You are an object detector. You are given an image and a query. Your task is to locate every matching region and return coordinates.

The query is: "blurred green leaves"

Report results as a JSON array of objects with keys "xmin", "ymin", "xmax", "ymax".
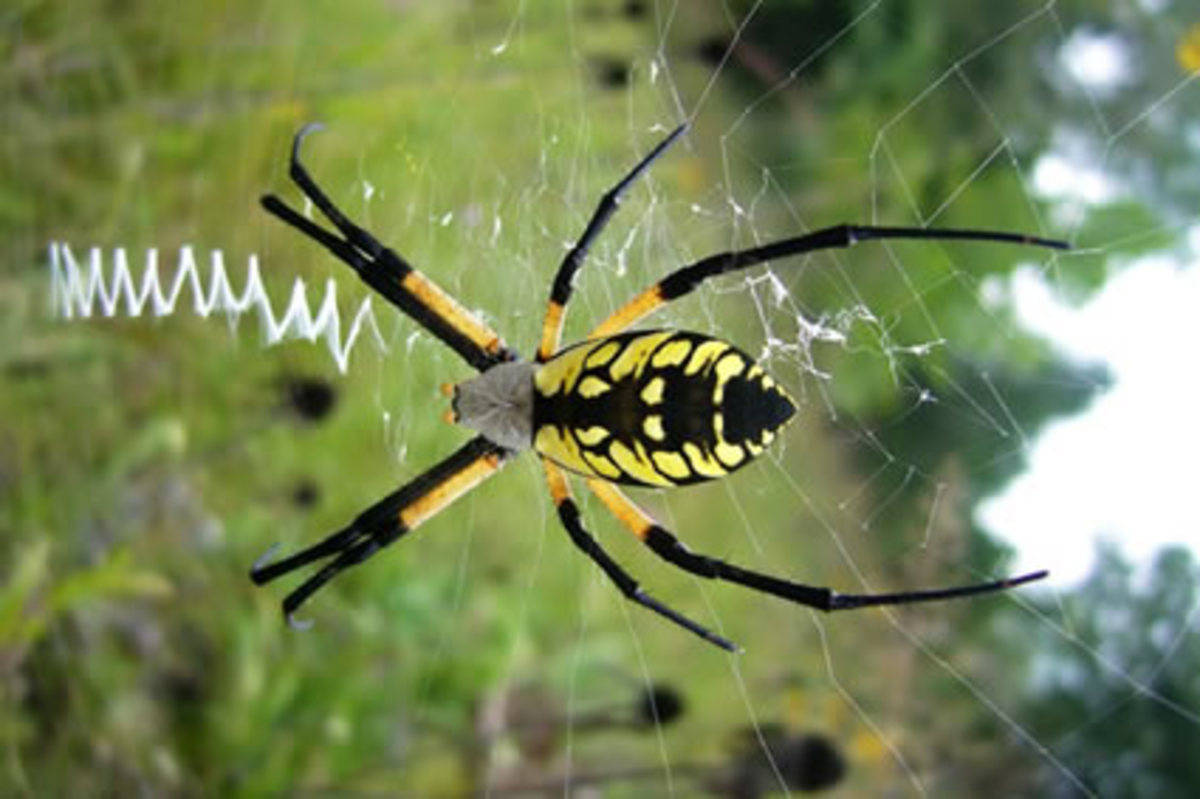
[
  {"xmin": 0, "ymin": 543, "xmax": 172, "ymax": 656},
  {"xmin": 3, "ymin": 0, "xmax": 1192, "ymax": 795}
]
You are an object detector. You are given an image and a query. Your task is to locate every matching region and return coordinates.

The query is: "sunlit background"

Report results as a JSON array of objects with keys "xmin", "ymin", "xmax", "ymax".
[
  {"xmin": 981, "ymin": 26, "xmax": 1200, "ymax": 588},
  {"xmin": 5, "ymin": 1, "xmax": 1198, "ymax": 796}
]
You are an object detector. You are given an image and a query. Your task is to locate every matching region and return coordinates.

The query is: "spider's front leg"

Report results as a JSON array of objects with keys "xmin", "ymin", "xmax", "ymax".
[
  {"xmin": 261, "ymin": 125, "xmax": 516, "ymax": 372},
  {"xmin": 251, "ymin": 436, "xmax": 510, "ymax": 628}
]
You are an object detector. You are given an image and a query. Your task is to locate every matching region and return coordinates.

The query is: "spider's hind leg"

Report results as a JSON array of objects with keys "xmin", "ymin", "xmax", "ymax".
[
  {"xmin": 542, "ymin": 459, "xmax": 740, "ymax": 652},
  {"xmin": 586, "ymin": 479, "xmax": 1047, "ymax": 624}
]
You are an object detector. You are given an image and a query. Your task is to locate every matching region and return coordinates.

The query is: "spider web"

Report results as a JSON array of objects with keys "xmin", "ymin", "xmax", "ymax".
[
  {"xmin": 456, "ymin": 3, "xmax": 1200, "ymax": 796},
  {"xmin": 29, "ymin": 0, "xmax": 1200, "ymax": 796}
]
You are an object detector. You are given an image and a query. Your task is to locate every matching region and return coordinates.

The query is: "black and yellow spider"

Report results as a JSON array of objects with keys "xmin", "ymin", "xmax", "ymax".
[{"xmin": 252, "ymin": 123, "xmax": 1059, "ymax": 652}]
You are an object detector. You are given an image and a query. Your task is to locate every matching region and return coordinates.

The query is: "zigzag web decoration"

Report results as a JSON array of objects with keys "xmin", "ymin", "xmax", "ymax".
[{"xmin": 48, "ymin": 242, "xmax": 386, "ymax": 373}]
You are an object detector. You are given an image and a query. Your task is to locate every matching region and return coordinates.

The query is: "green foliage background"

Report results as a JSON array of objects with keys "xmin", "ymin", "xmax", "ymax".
[{"xmin": 2, "ymin": 0, "xmax": 1194, "ymax": 796}]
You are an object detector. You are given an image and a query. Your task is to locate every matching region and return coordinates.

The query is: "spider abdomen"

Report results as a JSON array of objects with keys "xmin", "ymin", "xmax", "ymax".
[{"xmin": 533, "ymin": 331, "xmax": 796, "ymax": 487}]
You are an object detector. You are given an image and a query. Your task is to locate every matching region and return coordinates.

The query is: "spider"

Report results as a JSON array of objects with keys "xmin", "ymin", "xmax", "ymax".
[{"xmin": 252, "ymin": 122, "xmax": 1061, "ymax": 652}]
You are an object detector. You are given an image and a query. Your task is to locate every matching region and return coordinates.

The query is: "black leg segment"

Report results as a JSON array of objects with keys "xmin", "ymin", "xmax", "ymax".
[
  {"xmin": 642, "ymin": 526, "xmax": 1048, "ymax": 613},
  {"xmin": 657, "ymin": 223, "xmax": 1069, "ymax": 303},
  {"xmin": 553, "ymin": 496, "xmax": 740, "ymax": 652},
  {"xmin": 251, "ymin": 436, "xmax": 508, "ymax": 628},
  {"xmin": 261, "ymin": 125, "xmax": 516, "ymax": 372},
  {"xmin": 538, "ymin": 123, "xmax": 689, "ymax": 360}
]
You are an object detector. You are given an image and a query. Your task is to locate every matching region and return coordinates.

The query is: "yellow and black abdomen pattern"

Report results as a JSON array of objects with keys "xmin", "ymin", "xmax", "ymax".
[{"xmin": 533, "ymin": 330, "xmax": 796, "ymax": 487}]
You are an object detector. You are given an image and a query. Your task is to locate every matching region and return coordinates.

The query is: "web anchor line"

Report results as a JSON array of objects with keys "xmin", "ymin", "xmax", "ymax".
[{"xmin": 48, "ymin": 242, "xmax": 385, "ymax": 373}]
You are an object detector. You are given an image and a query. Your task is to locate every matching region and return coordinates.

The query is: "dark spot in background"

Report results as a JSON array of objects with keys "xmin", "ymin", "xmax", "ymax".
[
  {"xmin": 622, "ymin": 0, "xmax": 647, "ymax": 20},
  {"xmin": 278, "ymin": 375, "xmax": 337, "ymax": 423},
  {"xmin": 158, "ymin": 669, "xmax": 205, "ymax": 708},
  {"xmin": 636, "ymin": 682, "xmax": 685, "ymax": 727},
  {"xmin": 722, "ymin": 724, "xmax": 846, "ymax": 797},
  {"xmin": 592, "ymin": 55, "xmax": 632, "ymax": 90},
  {"xmin": 291, "ymin": 478, "xmax": 321, "ymax": 510},
  {"xmin": 696, "ymin": 35, "xmax": 731, "ymax": 68},
  {"xmin": 782, "ymin": 733, "xmax": 846, "ymax": 792}
]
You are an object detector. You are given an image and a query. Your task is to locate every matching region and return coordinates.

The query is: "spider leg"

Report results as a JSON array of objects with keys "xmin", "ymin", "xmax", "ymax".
[
  {"xmin": 251, "ymin": 436, "xmax": 509, "ymax": 627},
  {"xmin": 284, "ymin": 123, "xmax": 389, "ymax": 259},
  {"xmin": 587, "ymin": 479, "xmax": 1047, "ymax": 626},
  {"xmin": 542, "ymin": 459, "xmax": 740, "ymax": 653},
  {"xmin": 261, "ymin": 125, "xmax": 515, "ymax": 372},
  {"xmin": 588, "ymin": 223, "xmax": 1070, "ymax": 339},
  {"xmin": 537, "ymin": 123, "xmax": 689, "ymax": 361}
]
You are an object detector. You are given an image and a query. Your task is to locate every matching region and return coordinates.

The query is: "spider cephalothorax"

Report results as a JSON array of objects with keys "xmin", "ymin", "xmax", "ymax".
[{"xmin": 252, "ymin": 122, "xmax": 1061, "ymax": 651}]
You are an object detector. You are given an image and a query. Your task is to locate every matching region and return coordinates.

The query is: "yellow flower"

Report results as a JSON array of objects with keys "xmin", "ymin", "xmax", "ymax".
[{"xmin": 1178, "ymin": 23, "xmax": 1200, "ymax": 73}]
